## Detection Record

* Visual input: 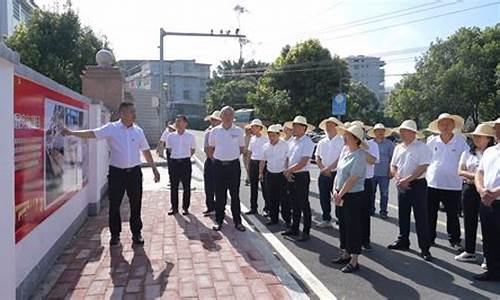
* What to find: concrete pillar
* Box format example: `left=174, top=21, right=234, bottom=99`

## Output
left=87, top=103, right=103, bottom=216
left=0, top=44, right=18, bottom=299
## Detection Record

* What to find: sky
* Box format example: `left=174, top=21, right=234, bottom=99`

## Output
left=36, top=0, right=500, bottom=87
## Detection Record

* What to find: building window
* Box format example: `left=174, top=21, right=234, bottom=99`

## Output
left=13, top=0, right=20, bottom=20
left=183, top=63, right=190, bottom=73
left=183, top=90, right=190, bottom=100
left=199, top=91, right=206, bottom=101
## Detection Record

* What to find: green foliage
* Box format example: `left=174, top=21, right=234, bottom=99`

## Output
left=6, top=3, right=107, bottom=92
left=347, top=81, right=384, bottom=125
left=386, top=25, right=500, bottom=127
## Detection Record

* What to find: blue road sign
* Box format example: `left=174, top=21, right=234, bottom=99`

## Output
left=332, top=93, right=347, bottom=116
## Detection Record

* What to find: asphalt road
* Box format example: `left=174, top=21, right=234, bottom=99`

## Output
left=189, top=130, right=500, bottom=300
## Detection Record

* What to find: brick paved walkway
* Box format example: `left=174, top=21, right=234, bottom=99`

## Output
left=40, top=192, right=295, bottom=299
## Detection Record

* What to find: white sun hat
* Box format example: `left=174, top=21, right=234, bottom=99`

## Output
left=204, top=110, right=221, bottom=122
left=393, top=120, right=424, bottom=139
left=465, top=123, right=496, bottom=138
left=318, top=117, right=343, bottom=131
left=427, top=113, right=465, bottom=133
left=336, top=125, right=369, bottom=150
left=367, top=123, right=393, bottom=138
left=291, top=116, right=315, bottom=132
left=484, top=117, right=500, bottom=127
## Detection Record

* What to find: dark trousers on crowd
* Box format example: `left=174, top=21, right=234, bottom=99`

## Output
left=373, top=176, right=390, bottom=215
left=108, top=165, right=143, bottom=237
left=249, top=159, right=268, bottom=212
left=318, top=172, right=336, bottom=222
left=290, top=172, right=311, bottom=234
left=169, top=158, right=192, bottom=211
left=462, top=183, right=481, bottom=253
left=265, top=171, right=291, bottom=223
left=397, top=178, right=431, bottom=251
left=480, top=201, right=500, bottom=275
left=338, top=191, right=364, bottom=255
left=214, top=159, right=242, bottom=225
left=427, top=187, right=462, bottom=244
left=204, top=158, right=216, bottom=212
left=362, top=178, right=375, bottom=245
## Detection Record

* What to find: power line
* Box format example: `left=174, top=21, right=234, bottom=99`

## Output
left=317, top=0, right=462, bottom=34
left=324, top=1, right=500, bottom=40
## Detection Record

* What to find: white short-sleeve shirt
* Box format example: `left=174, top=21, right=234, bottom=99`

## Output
left=262, top=140, right=289, bottom=173
left=426, top=134, right=470, bottom=190
left=391, top=139, right=432, bottom=179
left=477, top=144, right=500, bottom=199
left=365, top=139, right=380, bottom=179
left=94, top=120, right=150, bottom=169
left=248, top=135, right=268, bottom=160
left=459, top=150, right=481, bottom=174
left=287, top=135, right=315, bottom=173
left=208, top=124, right=245, bottom=161
left=165, top=131, right=196, bottom=159
left=160, top=129, right=170, bottom=143
left=315, top=135, right=344, bottom=170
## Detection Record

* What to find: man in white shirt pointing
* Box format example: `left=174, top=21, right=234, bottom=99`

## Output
left=62, top=102, right=160, bottom=246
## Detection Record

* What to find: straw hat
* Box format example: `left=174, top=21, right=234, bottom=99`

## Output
left=318, top=117, right=343, bottom=131
left=266, top=124, right=285, bottom=138
left=393, top=120, right=424, bottom=139
left=204, top=110, right=221, bottom=122
left=427, top=113, right=464, bottom=133
left=246, top=118, right=267, bottom=134
left=336, top=125, right=368, bottom=149
left=167, top=123, right=176, bottom=131
left=291, top=116, right=315, bottom=132
left=367, top=123, right=393, bottom=138
left=351, top=120, right=372, bottom=130
left=484, top=117, right=500, bottom=127
left=465, top=123, right=496, bottom=138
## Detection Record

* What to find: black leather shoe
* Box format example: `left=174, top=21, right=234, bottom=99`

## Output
left=245, top=210, right=257, bottom=215
left=212, top=224, right=223, bottom=231
left=281, top=230, right=299, bottom=236
left=182, top=209, right=189, bottom=215
left=449, top=242, right=464, bottom=252
left=266, top=220, right=279, bottom=226
left=285, top=222, right=292, bottom=229
left=263, top=212, right=270, bottom=218
left=296, top=233, right=310, bottom=242
left=167, top=209, right=178, bottom=215
left=132, top=234, right=144, bottom=245
left=473, top=271, right=500, bottom=281
left=110, top=235, right=120, bottom=246
left=421, top=250, right=433, bottom=262
left=388, top=240, right=410, bottom=250
left=362, top=244, right=373, bottom=252
left=203, top=210, right=215, bottom=216
left=332, top=256, right=351, bottom=264
left=341, top=263, right=360, bottom=273
left=235, top=224, right=246, bottom=232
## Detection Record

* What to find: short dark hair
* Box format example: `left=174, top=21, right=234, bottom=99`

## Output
left=118, top=102, right=134, bottom=112
left=176, top=114, right=189, bottom=123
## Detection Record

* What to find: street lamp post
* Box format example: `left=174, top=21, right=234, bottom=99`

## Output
left=158, top=28, right=245, bottom=127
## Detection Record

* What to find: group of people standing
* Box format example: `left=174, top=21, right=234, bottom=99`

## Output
left=62, top=101, right=500, bottom=281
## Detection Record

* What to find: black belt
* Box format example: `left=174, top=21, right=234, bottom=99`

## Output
left=214, top=159, right=239, bottom=166
left=110, top=165, right=140, bottom=173
left=170, top=157, right=191, bottom=162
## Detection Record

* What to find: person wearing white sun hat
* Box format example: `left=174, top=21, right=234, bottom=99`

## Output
left=259, top=124, right=291, bottom=227
left=387, top=120, right=433, bottom=261
left=425, top=113, right=469, bottom=251
left=202, top=110, right=222, bottom=216
left=368, top=123, right=395, bottom=219
left=331, top=124, right=367, bottom=273
left=315, top=117, right=345, bottom=228
left=246, top=119, right=269, bottom=216
left=455, top=123, right=496, bottom=265
left=282, top=116, right=316, bottom=242
left=474, top=117, right=500, bottom=281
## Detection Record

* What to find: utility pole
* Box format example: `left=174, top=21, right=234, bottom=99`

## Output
left=158, top=29, right=246, bottom=126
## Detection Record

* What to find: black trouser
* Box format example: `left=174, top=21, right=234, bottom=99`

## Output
left=462, top=183, right=481, bottom=253
left=108, top=165, right=143, bottom=237
left=169, top=158, right=192, bottom=211
left=338, top=191, right=364, bottom=255
left=362, top=178, right=374, bottom=245
left=318, top=172, right=336, bottom=222
left=249, top=159, right=267, bottom=212
left=265, top=171, right=291, bottom=223
left=214, top=159, right=242, bottom=225
left=397, top=178, right=431, bottom=251
left=204, top=158, right=216, bottom=212
left=480, top=201, right=500, bottom=275
left=427, top=187, right=462, bottom=244
left=290, top=172, right=311, bottom=234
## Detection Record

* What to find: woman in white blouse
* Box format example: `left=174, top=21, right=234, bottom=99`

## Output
left=455, top=124, right=496, bottom=263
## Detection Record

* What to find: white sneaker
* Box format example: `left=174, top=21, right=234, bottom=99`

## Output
left=316, top=221, right=333, bottom=228
left=455, top=251, right=477, bottom=262
left=481, top=258, right=488, bottom=270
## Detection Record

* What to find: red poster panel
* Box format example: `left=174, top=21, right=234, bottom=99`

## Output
left=14, top=75, right=89, bottom=243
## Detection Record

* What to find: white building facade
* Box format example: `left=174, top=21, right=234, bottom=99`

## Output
left=0, top=0, right=38, bottom=39
left=345, top=55, right=386, bottom=102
